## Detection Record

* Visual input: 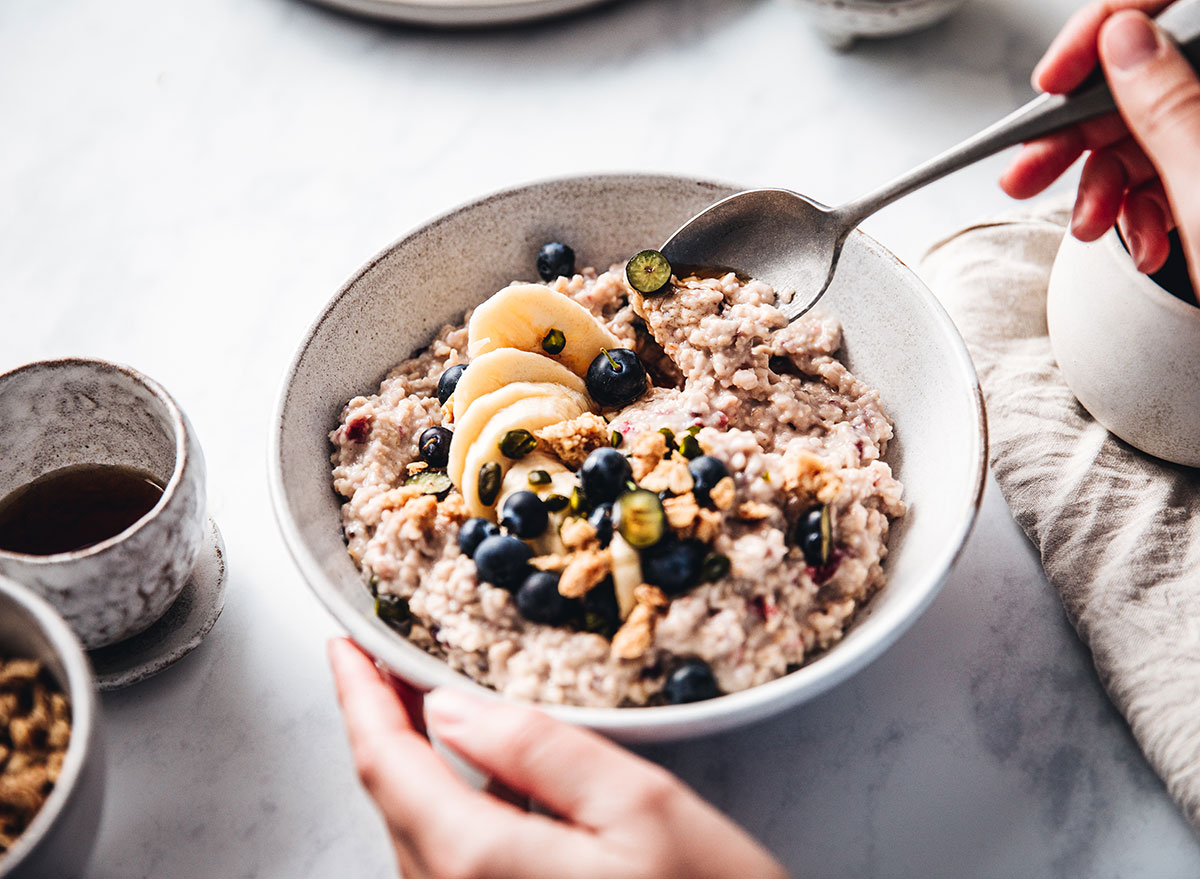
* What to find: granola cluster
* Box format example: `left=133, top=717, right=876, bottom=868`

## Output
left=0, top=659, right=71, bottom=854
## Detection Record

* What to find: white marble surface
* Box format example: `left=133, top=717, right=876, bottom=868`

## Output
left=2, top=0, right=1199, bottom=876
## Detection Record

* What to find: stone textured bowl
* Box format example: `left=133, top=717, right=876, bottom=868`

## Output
left=269, top=173, right=986, bottom=743
left=1048, top=226, right=1200, bottom=467
left=0, top=359, right=207, bottom=650
left=795, top=0, right=969, bottom=49
left=0, top=575, right=104, bottom=879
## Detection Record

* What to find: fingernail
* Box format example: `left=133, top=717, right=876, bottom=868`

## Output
left=1069, top=198, right=1087, bottom=235
left=1104, top=13, right=1160, bottom=71
left=1128, top=231, right=1147, bottom=268
left=425, top=687, right=481, bottom=729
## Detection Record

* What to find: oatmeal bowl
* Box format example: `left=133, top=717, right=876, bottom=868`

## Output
left=269, top=173, right=986, bottom=743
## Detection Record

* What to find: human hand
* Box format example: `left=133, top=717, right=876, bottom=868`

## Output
left=1000, top=0, right=1200, bottom=283
left=327, top=638, right=790, bottom=879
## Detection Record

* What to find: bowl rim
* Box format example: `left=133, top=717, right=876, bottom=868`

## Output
left=267, top=171, right=988, bottom=737
left=1098, top=225, right=1200, bottom=322
left=0, top=574, right=99, bottom=874
left=0, top=356, right=192, bottom=565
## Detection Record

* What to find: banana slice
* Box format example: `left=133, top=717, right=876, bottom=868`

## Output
left=461, top=394, right=589, bottom=519
left=451, top=349, right=592, bottom=422
left=468, top=283, right=621, bottom=377
left=610, top=533, right=643, bottom=619
left=447, top=381, right=589, bottom=488
left=499, top=451, right=577, bottom=556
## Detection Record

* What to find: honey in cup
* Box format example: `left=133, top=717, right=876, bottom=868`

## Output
left=0, top=358, right=207, bottom=649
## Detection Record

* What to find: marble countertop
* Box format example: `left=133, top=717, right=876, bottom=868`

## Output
left=3, top=0, right=1199, bottom=876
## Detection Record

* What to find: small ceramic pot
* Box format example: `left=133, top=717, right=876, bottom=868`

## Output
left=794, top=0, right=969, bottom=49
left=1047, top=226, right=1200, bottom=467
left=0, top=575, right=104, bottom=879
left=0, top=359, right=207, bottom=649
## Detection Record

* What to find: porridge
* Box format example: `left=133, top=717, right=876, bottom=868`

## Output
left=331, top=244, right=904, bottom=707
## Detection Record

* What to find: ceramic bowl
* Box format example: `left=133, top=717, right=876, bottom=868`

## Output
left=1048, top=226, right=1200, bottom=467
left=269, top=173, right=986, bottom=743
left=0, top=359, right=208, bottom=649
left=0, top=575, right=104, bottom=879
left=794, top=0, right=969, bottom=49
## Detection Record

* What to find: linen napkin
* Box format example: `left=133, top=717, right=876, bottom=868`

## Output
left=920, top=199, right=1200, bottom=833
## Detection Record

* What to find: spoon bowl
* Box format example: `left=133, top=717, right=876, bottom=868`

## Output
left=663, top=0, right=1200, bottom=318
left=661, top=188, right=844, bottom=322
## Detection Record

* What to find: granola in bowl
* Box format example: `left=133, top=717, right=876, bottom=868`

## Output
left=330, top=245, right=904, bottom=708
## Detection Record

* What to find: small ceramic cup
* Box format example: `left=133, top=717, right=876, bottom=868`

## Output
left=0, top=359, right=207, bottom=649
left=1047, top=226, right=1200, bottom=467
left=793, top=0, right=968, bottom=49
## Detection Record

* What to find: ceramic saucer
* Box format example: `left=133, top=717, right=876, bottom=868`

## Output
left=89, top=517, right=227, bottom=691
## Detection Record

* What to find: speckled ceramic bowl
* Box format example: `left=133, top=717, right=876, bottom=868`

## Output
left=0, top=359, right=207, bottom=650
left=269, top=173, right=986, bottom=743
left=795, top=0, right=969, bottom=49
left=0, top=575, right=104, bottom=879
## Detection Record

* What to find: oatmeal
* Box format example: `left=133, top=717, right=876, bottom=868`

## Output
left=331, top=252, right=904, bottom=708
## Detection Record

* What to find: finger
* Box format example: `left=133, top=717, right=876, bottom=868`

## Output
left=425, top=687, right=683, bottom=829
left=327, top=640, right=473, bottom=827
left=999, top=129, right=1086, bottom=199
left=1071, top=149, right=1128, bottom=241
left=383, top=669, right=428, bottom=736
left=1033, top=0, right=1170, bottom=93
left=1119, top=182, right=1171, bottom=272
left=1100, top=10, right=1200, bottom=243
left=330, top=643, right=608, bottom=879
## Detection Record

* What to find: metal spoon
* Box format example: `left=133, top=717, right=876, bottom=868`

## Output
left=661, top=0, right=1200, bottom=321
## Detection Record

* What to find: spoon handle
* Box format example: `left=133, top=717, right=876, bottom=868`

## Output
left=836, top=0, right=1200, bottom=230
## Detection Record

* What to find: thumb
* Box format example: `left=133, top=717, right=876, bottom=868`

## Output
left=1100, top=10, right=1200, bottom=234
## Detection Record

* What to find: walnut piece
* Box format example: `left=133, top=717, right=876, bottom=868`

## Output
left=629, top=431, right=669, bottom=482
left=781, top=450, right=843, bottom=505
left=639, top=455, right=694, bottom=496
left=559, top=549, right=613, bottom=598
left=663, top=493, right=700, bottom=531
left=611, top=604, right=657, bottom=661
left=709, top=476, right=736, bottom=511
left=534, top=413, right=611, bottom=469
left=559, top=517, right=598, bottom=551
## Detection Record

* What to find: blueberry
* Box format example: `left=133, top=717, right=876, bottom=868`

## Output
left=515, top=571, right=578, bottom=625
left=418, top=426, right=453, bottom=468
left=437, top=364, right=466, bottom=405
left=796, top=504, right=833, bottom=567
left=473, top=535, right=532, bottom=590
left=625, top=249, right=672, bottom=295
left=688, top=455, right=729, bottom=506
left=499, top=491, right=549, bottom=539
left=588, top=502, right=614, bottom=548
left=641, top=538, right=706, bottom=596
left=536, top=242, right=576, bottom=281
left=457, top=517, right=500, bottom=558
left=663, top=659, right=721, bottom=704
left=582, top=578, right=620, bottom=637
left=580, top=447, right=632, bottom=506
left=614, top=489, right=666, bottom=549
left=586, top=348, right=647, bottom=408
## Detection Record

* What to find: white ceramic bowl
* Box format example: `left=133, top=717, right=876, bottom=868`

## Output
left=1048, top=226, right=1200, bottom=467
left=0, top=575, right=104, bottom=879
left=269, top=173, right=986, bottom=743
left=794, top=0, right=969, bottom=49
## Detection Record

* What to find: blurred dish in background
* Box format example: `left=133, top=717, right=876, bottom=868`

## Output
left=794, top=0, right=969, bottom=49
left=302, top=0, right=615, bottom=27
